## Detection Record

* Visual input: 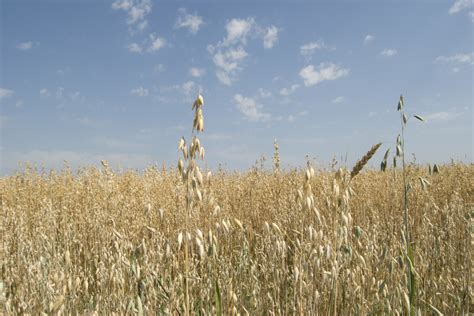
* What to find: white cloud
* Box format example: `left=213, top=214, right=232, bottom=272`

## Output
left=70, top=91, right=81, bottom=100
left=263, top=26, right=279, bottom=49
left=332, top=96, right=345, bottom=103
left=300, top=40, right=331, bottom=59
left=449, top=0, right=473, bottom=14
left=435, top=52, right=474, bottom=64
left=175, top=8, right=204, bottom=34
left=15, top=100, right=24, bottom=108
left=112, top=0, right=152, bottom=32
left=55, top=87, right=64, bottom=99
left=16, top=41, right=34, bottom=50
left=160, top=81, right=201, bottom=98
left=212, top=46, right=248, bottom=85
left=154, top=64, right=165, bottom=73
left=182, top=81, right=196, bottom=95
left=381, top=49, right=398, bottom=57
left=147, top=34, right=166, bottom=52
left=216, top=71, right=232, bottom=86
left=225, top=18, right=255, bottom=46
left=189, top=67, right=206, bottom=77
left=210, top=18, right=279, bottom=85
left=131, top=87, right=149, bottom=97
left=56, top=67, right=70, bottom=75
left=0, top=88, right=14, bottom=100
left=299, top=63, right=350, bottom=87
left=39, top=88, right=50, bottom=97
left=364, top=34, right=375, bottom=44
left=469, top=11, right=474, bottom=21
left=279, top=84, right=300, bottom=96
left=424, top=111, right=462, bottom=122
left=213, top=47, right=247, bottom=72
left=258, top=88, right=271, bottom=98
left=233, top=94, right=270, bottom=122
left=128, top=42, right=143, bottom=53
left=205, top=133, right=232, bottom=141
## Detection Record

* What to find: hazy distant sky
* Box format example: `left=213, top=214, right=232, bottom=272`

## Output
left=1, top=0, right=472, bottom=174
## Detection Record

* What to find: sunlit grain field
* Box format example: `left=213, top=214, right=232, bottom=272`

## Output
left=1, top=161, right=472, bottom=314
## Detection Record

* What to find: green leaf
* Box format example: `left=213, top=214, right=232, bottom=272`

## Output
left=380, top=160, right=387, bottom=172
left=407, top=243, right=417, bottom=315
left=215, top=279, right=222, bottom=316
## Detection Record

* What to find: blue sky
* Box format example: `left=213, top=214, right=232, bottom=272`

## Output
left=1, top=0, right=472, bottom=174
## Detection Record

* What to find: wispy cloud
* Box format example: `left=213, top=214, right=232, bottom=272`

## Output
left=424, top=110, right=462, bottom=122
left=70, top=91, right=81, bottom=101
left=130, top=87, right=149, bottom=97
left=224, top=18, right=255, bottom=46
left=182, top=81, right=197, bottom=95
left=56, top=67, right=71, bottom=75
left=263, top=26, right=279, bottom=49
left=435, top=52, right=474, bottom=64
left=381, top=49, right=398, bottom=57
left=0, top=88, right=14, bottom=100
left=205, top=133, right=232, bottom=141
left=233, top=94, right=270, bottom=122
left=300, top=40, right=332, bottom=59
left=147, top=34, right=166, bottom=52
left=332, top=96, right=345, bottom=103
left=209, top=18, right=279, bottom=85
left=55, top=87, right=64, bottom=99
left=128, top=35, right=166, bottom=54
left=112, top=0, right=152, bottom=33
left=128, top=42, right=143, bottom=53
left=16, top=41, right=37, bottom=50
left=258, top=88, right=271, bottom=98
left=363, top=34, right=375, bottom=44
left=279, top=84, right=300, bottom=96
left=175, top=8, right=204, bottom=34
left=189, top=67, right=206, bottom=78
left=154, top=64, right=165, bottom=73
left=211, top=46, right=248, bottom=86
left=449, top=0, right=473, bottom=14
left=160, top=81, right=201, bottom=99
left=299, top=63, right=350, bottom=87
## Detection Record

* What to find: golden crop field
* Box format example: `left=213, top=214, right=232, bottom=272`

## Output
left=2, top=0, right=472, bottom=314
left=1, top=155, right=472, bottom=315
left=1, top=95, right=473, bottom=315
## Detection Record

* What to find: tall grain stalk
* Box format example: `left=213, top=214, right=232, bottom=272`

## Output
left=177, top=94, right=206, bottom=315
left=394, top=95, right=425, bottom=314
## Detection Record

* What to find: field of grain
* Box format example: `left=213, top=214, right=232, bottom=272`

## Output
left=1, top=159, right=472, bottom=314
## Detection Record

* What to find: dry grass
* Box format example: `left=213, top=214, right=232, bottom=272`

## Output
left=0, top=161, right=472, bottom=314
